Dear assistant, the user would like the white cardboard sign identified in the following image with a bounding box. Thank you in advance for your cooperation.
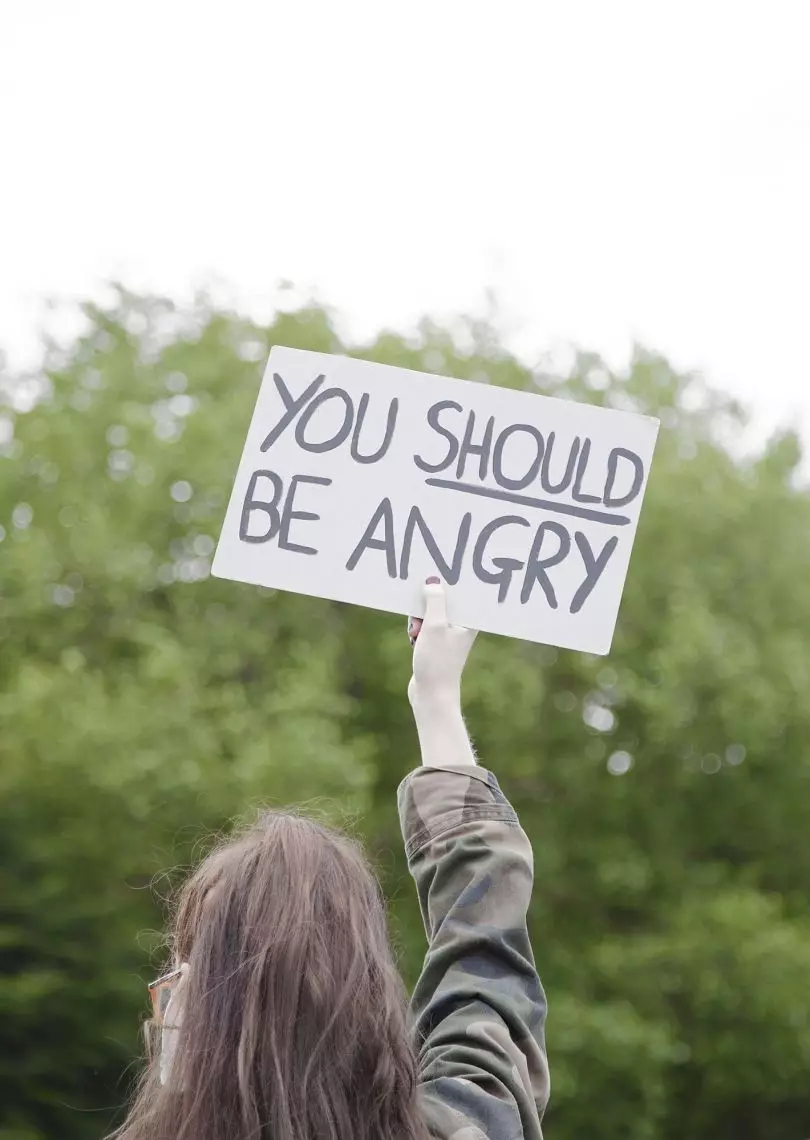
[212,347,659,654]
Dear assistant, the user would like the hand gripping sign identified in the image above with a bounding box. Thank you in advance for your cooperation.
[212,348,659,654]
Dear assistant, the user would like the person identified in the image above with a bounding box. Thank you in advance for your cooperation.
[111,579,549,1140]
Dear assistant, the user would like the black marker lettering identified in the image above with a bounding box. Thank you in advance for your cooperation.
[278,474,332,556]
[239,469,284,543]
[456,411,495,481]
[492,423,545,491]
[603,447,644,507]
[260,373,325,452]
[346,498,398,578]
[295,388,354,453]
[570,532,618,613]
[399,507,471,584]
[540,432,581,494]
[520,521,571,607]
[413,400,462,473]
[350,393,399,464]
[571,438,601,504]
[472,515,531,602]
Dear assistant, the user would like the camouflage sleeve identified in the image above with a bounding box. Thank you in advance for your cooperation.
[397,764,550,1140]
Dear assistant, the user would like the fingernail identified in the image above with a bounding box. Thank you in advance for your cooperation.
[426,576,440,585]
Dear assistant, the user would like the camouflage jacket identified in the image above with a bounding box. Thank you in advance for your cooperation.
[398,764,550,1140]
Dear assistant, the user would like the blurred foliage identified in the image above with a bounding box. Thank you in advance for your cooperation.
[1,287,809,1140]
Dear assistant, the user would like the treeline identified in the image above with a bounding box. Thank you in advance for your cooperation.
[1,290,809,1139]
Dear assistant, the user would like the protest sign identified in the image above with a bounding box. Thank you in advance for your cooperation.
[212,347,659,653]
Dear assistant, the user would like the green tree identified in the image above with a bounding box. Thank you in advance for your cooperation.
[1,288,808,1139]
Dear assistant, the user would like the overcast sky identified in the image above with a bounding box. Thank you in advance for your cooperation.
[1,0,808,445]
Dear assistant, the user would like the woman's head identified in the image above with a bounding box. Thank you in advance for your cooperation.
[114,810,428,1140]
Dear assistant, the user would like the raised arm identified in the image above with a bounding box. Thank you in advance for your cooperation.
[399,581,550,1140]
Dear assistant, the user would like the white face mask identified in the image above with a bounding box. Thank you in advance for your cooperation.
[160,962,190,1087]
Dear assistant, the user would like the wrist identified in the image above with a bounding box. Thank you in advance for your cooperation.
[410,690,476,768]
[408,681,461,717]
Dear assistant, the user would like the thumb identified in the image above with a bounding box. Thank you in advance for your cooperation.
[422,577,448,626]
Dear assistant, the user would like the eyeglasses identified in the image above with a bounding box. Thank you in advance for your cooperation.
[147,966,184,1028]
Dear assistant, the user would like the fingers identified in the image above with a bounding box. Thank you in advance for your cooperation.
[407,616,422,645]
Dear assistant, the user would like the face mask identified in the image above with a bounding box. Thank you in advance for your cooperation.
[160,962,190,1087]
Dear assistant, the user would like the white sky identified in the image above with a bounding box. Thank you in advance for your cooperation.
[1,0,809,444]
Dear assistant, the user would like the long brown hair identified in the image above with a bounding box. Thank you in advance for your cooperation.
[112,809,430,1140]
